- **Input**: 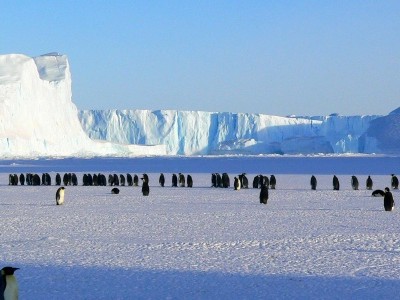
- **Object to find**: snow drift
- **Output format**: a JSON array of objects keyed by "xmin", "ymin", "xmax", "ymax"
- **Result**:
[{"xmin": 0, "ymin": 53, "xmax": 166, "ymax": 158}]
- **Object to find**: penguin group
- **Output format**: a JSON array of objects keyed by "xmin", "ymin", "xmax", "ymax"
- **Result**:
[
  {"xmin": 170, "ymin": 173, "xmax": 193, "ymax": 188},
  {"xmin": 252, "ymin": 174, "xmax": 276, "ymax": 190},
  {"xmin": 6, "ymin": 172, "xmax": 398, "ymax": 211},
  {"xmin": 211, "ymin": 173, "xmax": 230, "ymax": 188}
]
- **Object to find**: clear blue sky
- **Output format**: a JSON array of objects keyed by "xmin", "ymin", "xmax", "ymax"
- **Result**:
[{"xmin": 1, "ymin": 1, "xmax": 399, "ymax": 116}]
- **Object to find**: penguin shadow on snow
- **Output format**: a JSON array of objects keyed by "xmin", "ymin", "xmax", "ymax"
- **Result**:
[{"xmin": 13, "ymin": 264, "xmax": 400, "ymax": 299}]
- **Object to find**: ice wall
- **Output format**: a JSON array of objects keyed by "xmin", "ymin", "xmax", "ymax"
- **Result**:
[
  {"xmin": 79, "ymin": 109, "xmax": 383, "ymax": 155},
  {"xmin": 0, "ymin": 54, "xmax": 166, "ymax": 158}
]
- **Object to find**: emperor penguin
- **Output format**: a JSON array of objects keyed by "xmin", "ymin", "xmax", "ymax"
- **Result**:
[
  {"xmin": 1, "ymin": 266, "xmax": 19, "ymax": 300},
  {"xmin": 310, "ymin": 175, "xmax": 317, "ymax": 190},
  {"xmin": 141, "ymin": 177, "xmax": 150, "ymax": 196},
  {"xmin": 234, "ymin": 177, "xmax": 241, "ymax": 191},
  {"xmin": 366, "ymin": 175, "xmax": 373, "ymax": 190},
  {"xmin": 384, "ymin": 187, "xmax": 395, "ymax": 211},
  {"xmin": 259, "ymin": 185, "xmax": 269, "ymax": 204},
  {"xmin": 56, "ymin": 187, "xmax": 65, "ymax": 205},
  {"xmin": 333, "ymin": 175, "xmax": 340, "ymax": 190},
  {"xmin": 351, "ymin": 176, "xmax": 359, "ymax": 190}
]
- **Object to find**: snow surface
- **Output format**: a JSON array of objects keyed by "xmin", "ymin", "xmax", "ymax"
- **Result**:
[
  {"xmin": 0, "ymin": 54, "xmax": 166, "ymax": 158},
  {"xmin": 1, "ymin": 156, "xmax": 400, "ymax": 299}
]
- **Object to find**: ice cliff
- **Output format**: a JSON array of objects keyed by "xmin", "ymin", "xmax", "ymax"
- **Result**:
[
  {"xmin": 1, "ymin": 53, "xmax": 398, "ymax": 158},
  {"xmin": 78, "ymin": 109, "xmax": 398, "ymax": 155},
  {"xmin": 0, "ymin": 53, "xmax": 166, "ymax": 158}
]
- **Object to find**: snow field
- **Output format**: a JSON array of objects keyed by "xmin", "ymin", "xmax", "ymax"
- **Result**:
[{"xmin": 1, "ymin": 171, "xmax": 400, "ymax": 299}]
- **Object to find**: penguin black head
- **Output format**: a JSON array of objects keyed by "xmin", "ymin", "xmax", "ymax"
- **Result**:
[
  {"xmin": 385, "ymin": 187, "xmax": 390, "ymax": 192},
  {"xmin": 1, "ymin": 267, "xmax": 19, "ymax": 275}
]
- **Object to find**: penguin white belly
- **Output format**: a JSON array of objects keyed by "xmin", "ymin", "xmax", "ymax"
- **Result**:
[
  {"xmin": 57, "ymin": 189, "xmax": 65, "ymax": 205},
  {"xmin": 4, "ymin": 275, "xmax": 18, "ymax": 300}
]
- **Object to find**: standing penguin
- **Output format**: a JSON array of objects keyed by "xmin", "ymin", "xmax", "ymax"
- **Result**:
[
  {"xmin": 391, "ymin": 174, "xmax": 399, "ymax": 189},
  {"xmin": 187, "ymin": 174, "xmax": 193, "ymax": 188},
  {"xmin": 222, "ymin": 173, "xmax": 230, "ymax": 188},
  {"xmin": 259, "ymin": 185, "xmax": 269, "ymax": 204},
  {"xmin": 1, "ymin": 266, "xmax": 19, "ymax": 300},
  {"xmin": 351, "ymin": 176, "xmax": 359, "ymax": 190},
  {"xmin": 384, "ymin": 187, "xmax": 395, "ymax": 211},
  {"xmin": 366, "ymin": 176, "xmax": 373, "ymax": 190},
  {"xmin": 141, "ymin": 177, "xmax": 150, "ymax": 196},
  {"xmin": 178, "ymin": 173, "xmax": 185, "ymax": 187},
  {"xmin": 56, "ymin": 187, "xmax": 65, "ymax": 205},
  {"xmin": 333, "ymin": 175, "xmax": 340, "ymax": 190},
  {"xmin": 310, "ymin": 175, "xmax": 317, "ymax": 190},
  {"xmin": 55, "ymin": 173, "xmax": 61, "ymax": 185},
  {"xmin": 211, "ymin": 173, "xmax": 217, "ymax": 187},
  {"xmin": 133, "ymin": 174, "xmax": 139, "ymax": 187},
  {"xmin": 172, "ymin": 174, "xmax": 178, "ymax": 187},
  {"xmin": 234, "ymin": 177, "xmax": 241, "ymax": 191},
  {"xmin": 127, "ymin": 173, "xmax": 133, "ymax": 186},
  {"xmin": 270, "ymin": 175, "xmax": 276, "ymax": 189},
  {"xmin": 159, "ymin": 173, "xmax": 165, "ymax": 187}
]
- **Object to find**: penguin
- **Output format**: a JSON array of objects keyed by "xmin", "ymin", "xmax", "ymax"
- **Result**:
[
  {"xmin": 187, "ymin": 174, "xmax": 193, "ymax": 188},
  {"xmin": 71, "ymin": 173, "xmax": 78, "ymax": 186},
  {"xmin": 263, "ymin": 176, "xmax": 269, "ymax": 188},
  {"xmin": 372, "ymin": 189, "xmax": 385, "ymax": 197},
  {"xmin": 159, "ymin": 173, "xmax": 165, "ymax": 187},
  {"xmin": 133, "ymin": 174, "xmax": 139, "ymax": 186},
  {"xmin": 333, "ymin": 175, "xmax": 340, "ymax": 190},
  {"xmin": 67, "ymin": 173, "xmax": 72, "ymax": 186},
  {"xmin": 111, "ymin": 187, "xmax": 120, "ymax": 194},
  {"xmin": 8, "ymin": 174, "xmax": 13, "ymax": 185},
  {"xmin": 351, "ymin": 176, "xmax": 359, "ymax": 190},
  {"xmin": 211, "ymin": 173, "xmax": 217, "ymax": 187},
  {"xmin": 234, "ymin": 177, "xmax": 241, "ymax": 191},
  {"xmin": 172, "ymin": 174, "xmax": 178, "ymax": 187},
  {"xmin": 55, "ymin": 173, "xmax": 61, "ymax": 186},
  {"xmin": 108, "ymin": 174, "xmax": 114, "ymax": 186},
  {"xmin": 56, "ymin": 187, "xmax": 65, "ymax": 205},
  {"xmin": 310, "ymin": 175, "xmax": 317, "ymax": 190},
  {"xmin": 127, "ymin": 173, "xmax": 133, "ymax": 186},
  {"xmin": 82, "ymin": 174, "xmax": 88, "ymax": 186},
  {"xmin": 142, "ymin": 173, "xmax": 149, "ymax": 183},
  {"xmin": 366, "ymin": 176, "xmax": 373, "ymax": 190},
  {"xmin": 63, "ymin": 173, "xmax": 69, "ymax": 186},
  {"xmin": 216, "ymin": 173, "xmax": 222, "ymax": 188},
  {"xmin": 178, "ymin": 173, "xmax": 185, "ymax": 187},
  {"xmin": 113, "ymin": 174, "xmax": 119, "ymax": 186},
  {"xmin": 258, "ymin": 175, "xmax": 264, "ymax": 188},
  {"xmin": 384, "ymin": 187, "xmax": 395, "ymax": 211},
  {"xmin": 93, "ymin": 174, "xmax": 99, "ymax": 186},
  {"xmin": 241, "ymin": 173, "xmax": 249, "ymax": 189},
  {"xmin": 41, "ymin": 173, "xmax": 46, "ymax": 185},
  {"xmin": 32, "ymin": 174, "xmax": 41, "ymax": 186},
  {"xmin": 87, "ymin": 174, "xmax": 93, "ymax": 186},
  {"xmin": 26, "ymin": 173, "xmax": 32, "ymax": 186},
  {"xmin": 19, "ymin": 174, "xmax": 25, "ymax": 186},
  {"xmin": 1, "ymin": 266, "xmax": 19, "ymax": 300},
  {"xmin": 259, "ymin": 185, "xmax": 269, "ymax": 204},
  {"xmin": 222, "ymin": 173, "xmax": 230, "ymax": 188},
  {"xmin": 120, "ymin": 174, "xmax": 126, "ymax": 186},
  {"xmin": 391, "ymin": 174, "xmax": 399, "ymax": 189},
  {"xmin": 269, "ymin": 175, "xmax": 276, "ymax": 189},
  {"xmin": 253, "ymin": 175, "xmax": 259, "ymax": 189},
  {"xmin": 141, "ymin": 177, "xmax": 149, "ymax": 196}
]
